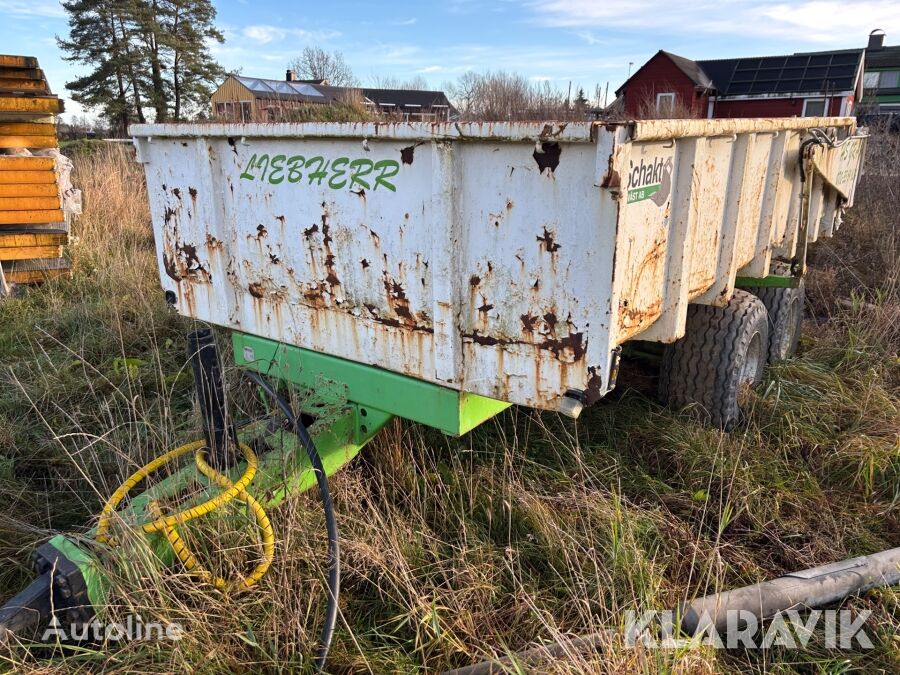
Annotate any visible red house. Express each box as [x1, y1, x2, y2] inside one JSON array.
[[616, 48, 865, 119]]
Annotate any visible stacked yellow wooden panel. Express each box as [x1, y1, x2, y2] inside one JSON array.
[[0, 55, 69, 288]]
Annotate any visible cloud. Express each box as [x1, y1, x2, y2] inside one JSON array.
[[241, 25, 340, 45], [574, 31, 603, 45], [527, 0, 900, 43], [417, 65, 443, 73], [391, 18, 418, 26], [0, 0, 65, 18]]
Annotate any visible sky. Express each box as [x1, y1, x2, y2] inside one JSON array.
[[2, 0, 900, 120]]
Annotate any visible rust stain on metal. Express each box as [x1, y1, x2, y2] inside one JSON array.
[[469, 274, 481, 287], [520, 312, 538, 332], [303, 223, 319, 239], [162, 253, 181, 281], [188, 187, 198, 198], [536, 226, 561, 253], [360, 258, 370, 269], [400, 145, 416, 165], [533, 142, 561, 174], [248, 282, 265, 298], [463, 328, 587, 363], [584, 366, 604, 405]]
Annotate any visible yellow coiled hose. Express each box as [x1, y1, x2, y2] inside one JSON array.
[[96, 440, 275, 591]]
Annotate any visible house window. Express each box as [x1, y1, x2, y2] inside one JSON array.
[[240, 101, 252, 122], [802, 98, 826, 117], [864, 71, 880, 89], [656, 92, 675, 115], [879, 71, 900, 88]]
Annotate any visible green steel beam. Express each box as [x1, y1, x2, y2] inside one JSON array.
[[38, 331, 511, 613], [44, 403, 389, 609], [734, 275, 801, 289], [233, 333, 510, 437]]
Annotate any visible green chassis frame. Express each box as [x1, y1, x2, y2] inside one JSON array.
[[30, 271, 795, 611], [44, 332, 510, 609]]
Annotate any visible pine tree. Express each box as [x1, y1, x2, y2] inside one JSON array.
[[57, 0, 145, 134], [573, 87, 590, 111], [58, 0, 224, 128], [158, 0, 224, 120]]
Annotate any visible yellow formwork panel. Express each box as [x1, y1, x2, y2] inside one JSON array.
[[0, 135, 58, 148], [0, 78, 49, 93], [0, 244, 62, 261], [0, 56, 38, 68], [0, 183, 58, 197], [3, 264, 69, 284], [0, 122, 55, 136], [0, 156, 54, 170], [0, 209, 65, 224], [0, 229, 67, 248], [0, 171, 57, 185], [0, 96, 64, 115], [0, 171, 57, 184], [0, 195, 61, 210]]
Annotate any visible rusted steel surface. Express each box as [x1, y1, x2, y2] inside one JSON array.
[[134, 118, 864, 412]]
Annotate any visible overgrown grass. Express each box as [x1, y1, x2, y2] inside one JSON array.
[[0, 138, 897, 674]]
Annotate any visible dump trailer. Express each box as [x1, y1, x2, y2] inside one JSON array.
[[0, 118, 870, 668], [137, 118, 864, 425]]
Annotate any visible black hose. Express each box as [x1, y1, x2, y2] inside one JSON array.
[[244, 370, 339, 673]]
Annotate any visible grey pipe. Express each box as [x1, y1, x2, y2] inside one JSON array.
[[681, 547, 900, 635], [444, 547, 900, 675]]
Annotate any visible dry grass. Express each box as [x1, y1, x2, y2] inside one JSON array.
[[0, 137, 897, 674]]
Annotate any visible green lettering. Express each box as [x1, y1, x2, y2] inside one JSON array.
[[373, 159, 400, 192]]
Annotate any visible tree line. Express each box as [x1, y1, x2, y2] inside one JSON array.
[[58, 0, 224, 134], [57, 1, 606, 133]]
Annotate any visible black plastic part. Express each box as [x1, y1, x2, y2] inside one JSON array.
[[187, 328, 238, 470], [0, 543, 93, 644]]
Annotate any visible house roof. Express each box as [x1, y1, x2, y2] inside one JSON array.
[[360, 88, 451, 108], [664, 51, 714, 89], [865, 44, 900, 69], [617, 47, 864, 98], [234, 76, 328, 102], [698, 49, 863, 96], [230, 76, 452, 109]]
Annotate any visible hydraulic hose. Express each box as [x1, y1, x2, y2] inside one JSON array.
[[244, 370, 339, 673]]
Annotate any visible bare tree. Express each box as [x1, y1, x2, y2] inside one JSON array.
[[288, 47, 357, 86], [448, 71, 577, 121], [368, 74, 429, 90]]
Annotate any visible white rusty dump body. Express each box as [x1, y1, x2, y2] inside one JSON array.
[[133, 118, 864, 412]]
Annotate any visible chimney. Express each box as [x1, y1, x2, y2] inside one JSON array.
[[868, 29, 885, 50], [286, 69, 296, 82]]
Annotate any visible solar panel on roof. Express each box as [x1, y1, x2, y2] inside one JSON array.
[[288, 83, 322, 97]]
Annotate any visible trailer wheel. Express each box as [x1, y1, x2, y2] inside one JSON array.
[[659, 289, 768, 430], [745, 280, 805, 362]]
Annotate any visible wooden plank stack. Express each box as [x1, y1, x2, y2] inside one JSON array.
[[0, 54, 69, 293]]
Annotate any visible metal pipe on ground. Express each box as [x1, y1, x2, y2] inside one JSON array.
[[443, 547, 900, 675]]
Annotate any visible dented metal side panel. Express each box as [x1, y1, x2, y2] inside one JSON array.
[[134, 122, 618, 411], [134, 118, 863, 413]]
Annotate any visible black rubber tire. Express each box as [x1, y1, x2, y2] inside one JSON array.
[[744, 280, 805, 363], [659, 289, 769, 430]]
